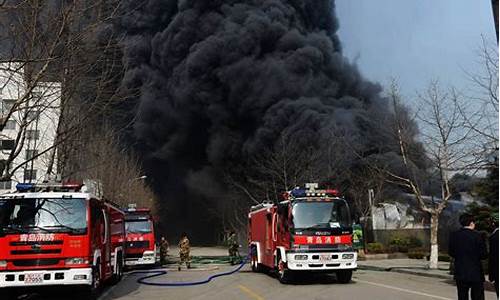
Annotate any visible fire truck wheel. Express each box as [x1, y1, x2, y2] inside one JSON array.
[[85, 264, 102, 300], [250, 247, 262, 272], [112, 254, 124, 284], [336, 270, 352, 284], [277, 257, 292, 284]]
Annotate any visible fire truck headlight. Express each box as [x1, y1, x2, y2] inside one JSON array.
[[143, 252, 155, 258], [294, 255, 308, 260], [0, 260, 6, 268], [65, 257, 88, 265], [342, 254, 355, 260]]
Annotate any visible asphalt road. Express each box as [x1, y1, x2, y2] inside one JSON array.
[[93, 265, 498, 300], [8, 264, 498, 300]]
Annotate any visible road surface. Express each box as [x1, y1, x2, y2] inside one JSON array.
[[97, 265, 497, 300]]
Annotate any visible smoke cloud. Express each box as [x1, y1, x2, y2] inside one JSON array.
[[119, 0, 411, 242]]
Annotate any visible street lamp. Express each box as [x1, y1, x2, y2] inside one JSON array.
[[126, 176, 147, 203], [129, 175, 147, 183]]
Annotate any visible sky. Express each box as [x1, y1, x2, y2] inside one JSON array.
[[336, 0, 497, 101]]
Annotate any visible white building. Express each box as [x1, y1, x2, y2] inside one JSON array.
[[0, 62, 61, 192]]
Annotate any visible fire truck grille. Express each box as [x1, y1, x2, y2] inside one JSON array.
[[10, 241, 64, 246], [126, 241, 150, 249], [126, 253, 145, 259], [11, 249, 62, 255], [13, 258, 61, 267]]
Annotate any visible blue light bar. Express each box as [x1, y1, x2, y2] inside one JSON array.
[[290, 188, 306, 197], [16, 183, 34, 192]]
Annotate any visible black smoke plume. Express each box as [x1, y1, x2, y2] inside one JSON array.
[[119, 0, 421, 243]]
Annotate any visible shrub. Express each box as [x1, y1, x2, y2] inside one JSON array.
[[408, 247, 429, 259], [367, 242, 385, 254], [389, 235, 411, 253], [438, 254, 451, 262], [387, 244, 399, 253], [407, 236, 423, 248]]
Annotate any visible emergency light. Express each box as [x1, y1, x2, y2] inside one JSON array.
[[15, 181, 84, 192], [287, 186, 340, 198], [290, 188, 306, 197], [16, 183, 34, 192], [126, 203, 137, 212]]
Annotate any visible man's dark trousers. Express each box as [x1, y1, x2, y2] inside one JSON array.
[[456, 281, 484, 300], [449, 228, 488, 300]]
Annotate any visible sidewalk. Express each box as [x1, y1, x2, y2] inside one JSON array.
[[357, 258, 496, 292], [357, 258, 452, 280], [167, 246, 248, 257], [179, 246, 229, 257], [162, 246, 244, 268]]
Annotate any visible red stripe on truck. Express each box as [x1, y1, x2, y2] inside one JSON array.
[[294, 235, 352, 245]]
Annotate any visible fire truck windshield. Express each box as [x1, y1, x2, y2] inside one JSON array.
[[292, 200, 351, 229], [125, 220, 152, 234], [0, 198, 87, 233]]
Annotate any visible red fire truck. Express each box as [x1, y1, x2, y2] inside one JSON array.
[[124, 206, 156, 267], [248, 183, 357, 284], [0, 181, 126, 299]]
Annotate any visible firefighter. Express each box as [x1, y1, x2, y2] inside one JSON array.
[[159, 236, 169, 265], [228, 230, 240, 265], [178, 232, 191, 271]]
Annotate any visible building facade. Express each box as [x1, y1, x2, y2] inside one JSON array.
[[0, 62, 61, 192]]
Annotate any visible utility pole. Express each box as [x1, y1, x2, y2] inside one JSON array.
[[493, 0, 499, 42]]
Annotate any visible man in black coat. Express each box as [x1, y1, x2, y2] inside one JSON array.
[[449, 213, 488, 300], [489, 216, 498, 297]]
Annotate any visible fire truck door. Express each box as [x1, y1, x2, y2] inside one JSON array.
[[272, 213, 277, 243], [101, 209, 111, 275], [265, 214, 272, 254]]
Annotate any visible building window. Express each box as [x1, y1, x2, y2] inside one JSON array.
[[3, 120, 16, 130], [0, 160, 6, 172], [26, 130, 39, 140], [27, 110, 39, 121], [1, 99, 15, 115], [24, 169, 37, 181], [0, 140, 14, 150], [31, 91, 42, 100], [0, 181, 11, 190], [26, 149, 39, 160]]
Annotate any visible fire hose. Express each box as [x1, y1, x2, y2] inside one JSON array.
[[132, 253, 250, 287]]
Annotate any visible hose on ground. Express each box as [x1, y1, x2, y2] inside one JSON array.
[[133, 254, 249, 287]]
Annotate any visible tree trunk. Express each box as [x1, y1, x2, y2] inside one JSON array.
[[429, 212, 439, 269]]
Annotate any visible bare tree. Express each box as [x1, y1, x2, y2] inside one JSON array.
[[385, 81, 478, 269], [346, 166, 385, 226], [223, 131, 328, 230], [0, 1, 128, 185], [460, 37, 498, 162], [67, 125, 156, 210]]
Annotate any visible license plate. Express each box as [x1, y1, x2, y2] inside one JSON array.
[[319, 254, 331, 262], [24, 273, 44, 284]]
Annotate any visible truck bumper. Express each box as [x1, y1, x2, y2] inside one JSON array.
[[0, 268, 92, 288], [286, 251, 357, 271], [125, 251, 156, 266]]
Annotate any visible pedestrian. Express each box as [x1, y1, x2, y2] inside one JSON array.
[[178, 232, 191, 271], [489, 214, 498, 297], [449, 213, 488, 300], [160, 236, 169, 265], [227, 230, 240, 265]]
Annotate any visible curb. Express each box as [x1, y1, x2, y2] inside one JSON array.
[[357, 265, 391, 272], [358, 265, 453, 280], [391, 268, 453, 280]]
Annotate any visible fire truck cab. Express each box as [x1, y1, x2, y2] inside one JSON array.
[[123, 206, 156, 267], [0, 181, 125, 299], [248, 183, 357, 283]]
